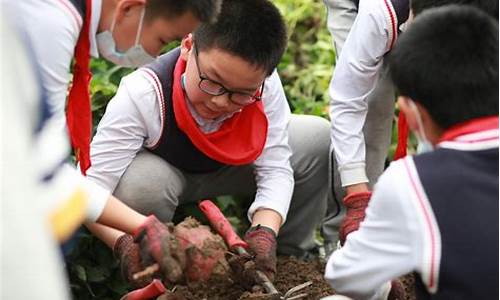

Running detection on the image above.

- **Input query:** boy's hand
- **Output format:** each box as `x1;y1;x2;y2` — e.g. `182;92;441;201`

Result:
339;191;372;245
244;225;277;282
113;234;155;288
133;215;186;283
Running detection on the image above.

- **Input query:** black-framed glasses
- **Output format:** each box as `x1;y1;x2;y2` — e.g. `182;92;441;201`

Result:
193;43;265;106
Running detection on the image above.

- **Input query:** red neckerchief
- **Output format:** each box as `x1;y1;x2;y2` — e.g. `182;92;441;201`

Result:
439;116;499;142
394;112;409;160
66;0;92;175
171;57;268;165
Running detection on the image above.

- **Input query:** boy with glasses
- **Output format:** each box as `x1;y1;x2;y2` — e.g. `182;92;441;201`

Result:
86;0;331;287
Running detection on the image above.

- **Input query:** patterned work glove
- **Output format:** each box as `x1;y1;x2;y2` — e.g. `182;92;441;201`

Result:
113;234;154;288
388;279;407;300
339;191;372;245
244;225;278;282
133;215;186;283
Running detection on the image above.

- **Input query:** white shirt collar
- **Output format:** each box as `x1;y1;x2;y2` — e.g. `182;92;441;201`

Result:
185;96;238;134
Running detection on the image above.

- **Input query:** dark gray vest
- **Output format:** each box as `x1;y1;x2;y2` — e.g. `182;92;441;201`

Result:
413;147;499;299
143;49;226;173
68;0;86;18
351;0;409;28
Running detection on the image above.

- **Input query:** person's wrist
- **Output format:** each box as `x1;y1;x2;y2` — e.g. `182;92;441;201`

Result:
113;234;133;258
251;209;281;234
345;182;370;195
247;224;277;238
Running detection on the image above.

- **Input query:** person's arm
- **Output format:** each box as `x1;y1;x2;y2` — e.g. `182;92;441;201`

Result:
4;1;82;134
329;0;396;191
82;69;162;247
248;70;294;233
86;70;163;192
325;159;422;299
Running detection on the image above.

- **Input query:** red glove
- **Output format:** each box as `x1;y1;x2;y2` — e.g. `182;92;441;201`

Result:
113;234;154;288
388;279;407;300
133;215;186;283
244;225;277;282
339;191;372;245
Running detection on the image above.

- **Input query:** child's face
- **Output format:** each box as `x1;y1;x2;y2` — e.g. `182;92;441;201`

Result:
180;36;267;120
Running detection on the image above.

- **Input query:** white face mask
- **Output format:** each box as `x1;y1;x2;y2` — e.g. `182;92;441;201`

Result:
96;8;155;67
408;100;434;154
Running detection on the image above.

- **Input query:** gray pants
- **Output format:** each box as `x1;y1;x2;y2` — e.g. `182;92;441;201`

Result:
114;114;331;257
321;0;395;244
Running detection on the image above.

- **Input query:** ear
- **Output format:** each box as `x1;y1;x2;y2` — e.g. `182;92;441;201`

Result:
180;33;194;60
115;0;146;22
397;96;419;131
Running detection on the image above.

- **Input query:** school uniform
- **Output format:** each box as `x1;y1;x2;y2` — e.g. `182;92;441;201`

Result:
324;117;499;300
322;0;410;245
3;0;98;135
2;0;111;227
86;48;331;257
1;16;108;299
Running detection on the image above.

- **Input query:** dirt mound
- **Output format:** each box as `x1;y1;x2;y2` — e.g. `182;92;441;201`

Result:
155;217;416;300
174;217;229;282
158;256;334;300
157;256;417;300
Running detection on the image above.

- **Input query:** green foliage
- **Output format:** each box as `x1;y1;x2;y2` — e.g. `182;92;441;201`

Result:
66;230;128;299
275;0;334;118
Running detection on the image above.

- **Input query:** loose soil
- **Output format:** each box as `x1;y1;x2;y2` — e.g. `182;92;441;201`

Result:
159;256;333;300
158;256;416;300
153;217;417;300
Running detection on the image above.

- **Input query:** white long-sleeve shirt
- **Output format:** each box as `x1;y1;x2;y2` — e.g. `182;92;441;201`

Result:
2;17;70;299
1;0;110;222
329;0;402;186
2;0;101;133
86;69;295;223
324;129;500;299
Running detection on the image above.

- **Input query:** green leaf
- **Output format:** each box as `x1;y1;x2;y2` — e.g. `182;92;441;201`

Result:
74;264;87;282
86;266;110;283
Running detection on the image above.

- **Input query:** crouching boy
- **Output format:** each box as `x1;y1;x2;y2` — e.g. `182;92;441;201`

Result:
86;0;330;287
324;5;498;300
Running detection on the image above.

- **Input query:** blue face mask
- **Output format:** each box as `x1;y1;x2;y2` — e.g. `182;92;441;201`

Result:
408;100;434;154
96;8;155;68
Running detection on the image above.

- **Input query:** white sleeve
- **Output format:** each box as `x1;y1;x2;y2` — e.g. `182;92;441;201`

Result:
324;160;422;299
3;0;82;135
248;71;294;224
86;70;162;192
329;0;393;187
1;16;70;298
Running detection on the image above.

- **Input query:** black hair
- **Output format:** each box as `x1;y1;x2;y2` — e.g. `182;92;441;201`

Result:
193;0;288;76
388;5;498;129
146;0;222;23
411;0;498;19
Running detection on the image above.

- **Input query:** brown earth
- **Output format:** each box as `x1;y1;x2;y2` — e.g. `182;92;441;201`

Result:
155;217;416;300
158;256;334;300
157;256;416;300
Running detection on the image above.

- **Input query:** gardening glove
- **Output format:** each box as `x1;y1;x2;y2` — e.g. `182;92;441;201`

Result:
244;224;277;282
388;279;407;300
113;234;154;288
133;215;186;283
339;191;372;245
